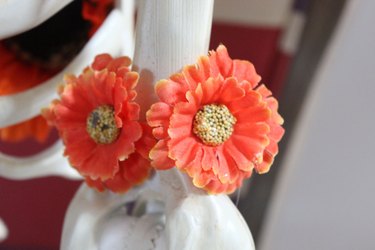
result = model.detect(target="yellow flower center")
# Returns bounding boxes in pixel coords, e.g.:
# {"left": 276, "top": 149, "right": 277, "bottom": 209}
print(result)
{"left": 193, "top": 104, "right": 236, "bottom": 146}
{"left": 86, "top": 105, "right": 120, "bottom": 144}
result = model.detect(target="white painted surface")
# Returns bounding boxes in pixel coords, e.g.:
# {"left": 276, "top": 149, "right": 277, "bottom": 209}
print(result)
{"left": 0, "top": 141, "right": 81, "bottom": 180}
{"left": 260, "top": 1, "right": 375, "bottom": 249}
{"left": 0, "top": 0, "right": 73, "bottom": 39}
{"left": 117, "top": 0, "right": 135, "bottom": 58}
{"left": 214, "top": 0, "right": 293, "bottom": 27}
{"left": 62, "top": 169, "right": 254, "bottom": 250}
{"left": 279, "top": 12, "right": 305, "bottom": 54}
{"left": 0, "top": 218, "right": 7, "bottom": 242}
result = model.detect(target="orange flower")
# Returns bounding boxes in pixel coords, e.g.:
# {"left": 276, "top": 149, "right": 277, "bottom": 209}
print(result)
{"left": 0, "top": 43, "right": 55, "bottom": 143}
{"left": 83, "top": 0, "right": 115, "bottom": 37}
{"left": 43, "top": 54, "right": 152, "bottom": 193}
{"left": 147, "top": 45, "right": 284, "bottom": 194}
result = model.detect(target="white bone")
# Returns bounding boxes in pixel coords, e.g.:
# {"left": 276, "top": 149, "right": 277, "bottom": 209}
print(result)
{"left": 61, "top": 0, "right": 255, "bottom": 249}
{"left": 117, "top": 0, "right": 135, "bottom": 58}
{"left": 0, "top": 218, "right": 7, "bottom": 242}
{"left": 0, "top": 9, "right": 127, "bottom": 128}
{"left": 62, "top": 170, "right": 254, "bottom": 250}
{"left": 0, "top": 140, "right": 81, "bottom": 180}
{"left": 0, "top": 0, "right": 74, "bottom": 39}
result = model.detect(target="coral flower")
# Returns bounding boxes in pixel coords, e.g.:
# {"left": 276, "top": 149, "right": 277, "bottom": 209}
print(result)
{"left": 147, "top": 45, "right": 284, "bottom": 194}
{"left": 43, "top": 54, "right": 152, "bottom": 192}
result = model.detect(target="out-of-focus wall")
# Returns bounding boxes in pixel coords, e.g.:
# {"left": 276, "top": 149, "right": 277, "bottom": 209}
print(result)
{"left": 214, "top": 0, "right": 292, "bottom": 27}
{"left": 260, "top": 1, "right": 375, "bottom": 249}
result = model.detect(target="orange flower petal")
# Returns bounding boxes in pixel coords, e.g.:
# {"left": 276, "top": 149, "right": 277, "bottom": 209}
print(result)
{"left": 255, "top": 150, "right": 274, "bottom": 174}
{"left": 214, "top": 147, "right": 231, "bottom": 184}
{"left": 234, "top": 123, "right": 270, "bottom": 144}
{"left": 146, "top": 102, "right": 172, "bottom": 127}
{"left": 227, "top": 90, "right": 262, "bottom": 114}
{"left": 218, "top": 77, "right": 245, "bottom": 103}
{"left": 183, "top": 64, "right": 206, "bottom": 88}
{"left": 183, "top": 146, "right": 204, "bottom": 179}
{"left": 80, "top": 145, "right": 120, "bottom": 180}
{"left": 146, "top": 102, "right": 172, "bottom": 139}
{"left": 91, "top": 54, "right": 113, "bottom": 71}
{"left": 192, "top": 170, "right": 212, "bottom": 188}
{"left": 103, "top": 173, "right": 132, "bottom": 193}
{"left": 235, "top": 105, "right": 271, "bottom": 124}
{"left": 106, "top": 56, "right": 132, "bottom": 73}
{"left": 168, "top": 103, "right": 196, "bottom": 139}
{"left": 123, "top": 71, "right": 139, "bottom": 93}
{"left": 224, "top": 139, "right": 254, "bottom": 172}
{"left": 112, "top": 121, "right": 142, "bottom": 161}
{"left": 232, "top": 59, "right": 261, "bottom": 87}
{"left": 199, "top": 77, "right": 222, "bottom": 104}
{"left": 149, "top": 140, "right": 175, "bottom": 170}
{"left": 85, "top": 177, "right": 106, "bottom": 192}
{"left": 209, "top": 44, "right": 233, "bottom": 78}
{"left": 201, "top": 146, "right": 218, "bottom": 172}
{"left": 134, "top": 123, "right": 156, "bottom": 159}
{"left": 169, "top": 137, "right": 199, "bottom": 169}
{"left": 230, "top": 134, "right": 266, "bottom": 165}
{"left": 122, "top": 153, "right": 151, "bottom": 185}
{"left": 155, "top": 78, "right": 187, "bottom": 105}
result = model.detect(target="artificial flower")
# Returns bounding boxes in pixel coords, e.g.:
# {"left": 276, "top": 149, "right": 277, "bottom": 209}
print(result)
{"left": 147, "top": 45, "right": 284, "bottom": 194}
{"left": 43, "top": 54, "right": 152, "bottom": 193}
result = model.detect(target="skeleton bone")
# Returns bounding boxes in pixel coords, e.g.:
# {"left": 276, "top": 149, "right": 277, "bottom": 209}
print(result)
{"left": 0, "top": 0, "right": 74, "bottom": 39}
{"left": 0, "top": 218, "right": 7, "bottom": 242}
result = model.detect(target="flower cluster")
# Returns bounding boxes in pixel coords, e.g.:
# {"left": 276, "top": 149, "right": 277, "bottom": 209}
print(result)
{"left": 43, "top": 54, "right": 153, "bottom": 193}
{"left": 146, "top": 45, "right": 284, "bottom": 194}
{"left": 44, "top": 45, "right": 283, "bottom": 195}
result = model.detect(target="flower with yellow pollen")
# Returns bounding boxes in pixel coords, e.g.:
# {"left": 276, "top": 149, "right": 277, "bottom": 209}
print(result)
{"left": 43, "top": 54, "right": 154, "bottom": 193}
{"left": 147, "top": 45, "right": 284, "bottom": 194}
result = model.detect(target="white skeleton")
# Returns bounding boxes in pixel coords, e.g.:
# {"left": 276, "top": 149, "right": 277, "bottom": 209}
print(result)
{"left": 0, "top": 1, "right": 255, "bottom": 249}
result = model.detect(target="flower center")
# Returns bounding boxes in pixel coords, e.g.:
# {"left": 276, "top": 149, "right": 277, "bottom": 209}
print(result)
{"left": 193, "top": 104, "right": 236, "bottom": 146}
{"left": 86, "top": 105, "right": 119, "bottom": 144}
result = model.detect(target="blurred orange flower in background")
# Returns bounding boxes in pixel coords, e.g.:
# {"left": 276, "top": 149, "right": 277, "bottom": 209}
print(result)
{"left": 0, "top": 44, "right": 55, "bottom": 143}
{"left": 147, "top": 45, "right": 284, "bottom": 194}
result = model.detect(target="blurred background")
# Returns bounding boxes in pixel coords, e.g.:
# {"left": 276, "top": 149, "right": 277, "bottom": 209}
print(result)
{"left": 1, "top": 0, "right": 375, "bottom": 249}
